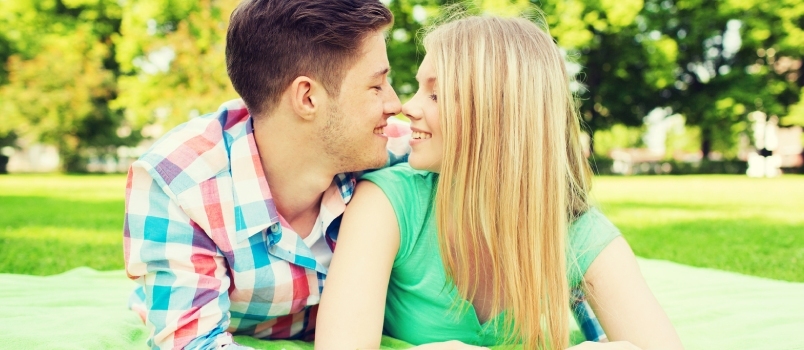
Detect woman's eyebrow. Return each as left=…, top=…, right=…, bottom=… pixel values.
left=415, top=76, right=436, bottom=85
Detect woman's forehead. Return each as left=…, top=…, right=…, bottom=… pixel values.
left=415, top=54, right=437, bottom=84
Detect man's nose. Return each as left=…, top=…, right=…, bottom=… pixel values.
left=385, top=88, right=402, bottom=116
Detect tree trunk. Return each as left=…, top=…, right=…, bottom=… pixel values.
left=58, top=139, right=85, bottom=173
left=701, top=127, right=712, bottom=160
left=60, top=149, right=85, bottom=173
left=0, top=155, right=8, bottom=174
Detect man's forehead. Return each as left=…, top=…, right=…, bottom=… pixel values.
left=352, top=32, right=390, bottom=76
left=359, top=31, right=387, bottom=55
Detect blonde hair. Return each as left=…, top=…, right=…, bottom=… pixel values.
left=425, top=15, right=592, bottom=349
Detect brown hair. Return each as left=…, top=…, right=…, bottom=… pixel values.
left=226, top=0, right=393, bottom=116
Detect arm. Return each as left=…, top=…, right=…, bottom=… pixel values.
left=315, top=181, right=489, bottom=350
left=125, top=163, right=246, bottom=350
left=577, top=236, right=684, bottom=350
left=314, top=181, right=400, bottom=349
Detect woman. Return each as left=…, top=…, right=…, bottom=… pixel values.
left=315, top=15, right=683, bottom=350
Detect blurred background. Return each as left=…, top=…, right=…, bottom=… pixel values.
left=0, top=0, right=802, bottom=175
left=0, top=0, right=801, bottom=283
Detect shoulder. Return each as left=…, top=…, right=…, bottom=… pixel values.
left=357, top=164, right=436, bottom=264
left=133, top=99, right=249, bottom=195
left=570, top=207, right=620, bottom=236
left=360, top=163, right=434, bottom=188
left=566, top=207, right=622, bottom=287
left=359, top=163, right=436, bottom=207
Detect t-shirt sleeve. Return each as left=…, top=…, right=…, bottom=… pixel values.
left=359, top=164, right=435, bottom=267
left=566, top=207, right=622, bottom=288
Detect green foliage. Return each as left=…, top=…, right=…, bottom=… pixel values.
left=113, top=0, right=239, bottom=131
left=784, top=90, right=804, bottom=126
left=0, top=0, right=802, bottom=170
left=1, top=30, right=119, bottom=171
left=665, top=123, right=702, bottom=158
left=385, top=0, right=438, bottom=100
left=638, top=0, right=804, bottom=156
left=548, top=0, right=667, bottom=134
left=592, top=124, right=645, bottom=157
left=0, top=0, right=131, bottom=172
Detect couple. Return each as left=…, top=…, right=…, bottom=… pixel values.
left=123, top=0, right=683, bottom=349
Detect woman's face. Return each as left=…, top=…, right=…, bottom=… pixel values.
left=402, top=53, right=443, bottom=173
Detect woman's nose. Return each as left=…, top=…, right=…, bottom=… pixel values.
left=402, top=99, right=422, bottom=120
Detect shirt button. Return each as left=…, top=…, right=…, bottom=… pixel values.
left=270, top=223, right=280, bottom=233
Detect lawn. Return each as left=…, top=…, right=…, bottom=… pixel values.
left=0, top=175, right=126, bottom=275
left=591, top=175, right=804, bottom=282
left=1, top=174, right=802, bottom=282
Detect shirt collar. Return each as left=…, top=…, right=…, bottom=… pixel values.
left=229, top=114, right=280, bottom=243
left=227, top=109, right=356, bottom=244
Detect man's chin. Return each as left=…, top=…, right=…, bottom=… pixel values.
left=364, top=153, right=389, bottom=170
left=340, top=153, right=387, bottom=173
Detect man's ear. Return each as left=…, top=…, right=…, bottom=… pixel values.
left=288, top=76, right=325, bottom=121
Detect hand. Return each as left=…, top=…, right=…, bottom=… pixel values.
left=567, top=341, right=643, bottom=350
left=411, top=340, right=491, bottom=350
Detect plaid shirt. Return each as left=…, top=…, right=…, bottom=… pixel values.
left=572, top=288, right=608, bottom=342
left=124, top=99, right=411, bottom=350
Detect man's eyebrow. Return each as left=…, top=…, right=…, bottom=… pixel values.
left=372, top=67, right=390, bottom=78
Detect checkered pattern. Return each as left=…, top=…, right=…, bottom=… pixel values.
left=124, top=99, right=411, bottom=350
left=571, top=288, right=609, bottom=342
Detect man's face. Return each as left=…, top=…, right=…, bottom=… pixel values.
left=319, top=31, right=401, bottom=172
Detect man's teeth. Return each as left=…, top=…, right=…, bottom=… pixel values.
left=373, top=127, right=385, bottom=135
left=411, top=131, right=432, bottom=140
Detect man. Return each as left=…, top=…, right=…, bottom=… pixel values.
left=123, top=1, right=409, bottom=348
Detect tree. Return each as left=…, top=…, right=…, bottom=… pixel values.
left=541, top=0, right=803, bottom=157
left=0, top=0, right=129, bottom=172
left=638, top=0, right=803, bottom=157
left=2, top=0, right=799, bottom=170
left=386, top=0, right=439, bottom=100
left=113, top=0, right=241, bottom=133
left=543, top=0, right=666, bottom=151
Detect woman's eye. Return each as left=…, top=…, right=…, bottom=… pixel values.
left=428, top=94, right=437, bottom=102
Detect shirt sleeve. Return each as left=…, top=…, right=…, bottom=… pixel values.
left=360, top=165, right=433, bottom=266
left=124, top=161, right=248, bottom=350
left=566, top=207, right=622, bottom=289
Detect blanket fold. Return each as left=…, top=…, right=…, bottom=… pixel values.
left=2, top=259, right=802, bottom=350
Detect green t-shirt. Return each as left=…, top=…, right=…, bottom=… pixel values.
left=360, top=164, right=621, bottom=346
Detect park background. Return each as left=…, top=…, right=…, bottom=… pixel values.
left=0, top=0, right=802, bottom=334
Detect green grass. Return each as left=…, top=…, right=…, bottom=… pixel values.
left=1, top=174, right=802, bottom=282
left=592, top=175, right=804, bottom=282
left=0, top=174, right=127, bottom=275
